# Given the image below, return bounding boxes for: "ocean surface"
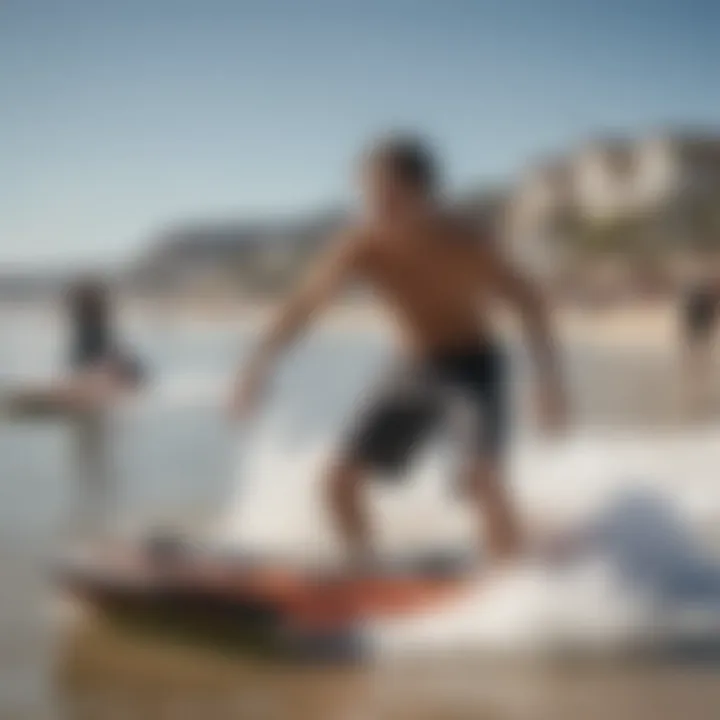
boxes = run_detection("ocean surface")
[2,309,720,719]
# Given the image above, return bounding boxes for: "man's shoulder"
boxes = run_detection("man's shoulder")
[440,210,494,247]
[336,221,375,244]
[323,222,377,269]
[337,221,383,253]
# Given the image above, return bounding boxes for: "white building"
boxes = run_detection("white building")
[512,131,720,228]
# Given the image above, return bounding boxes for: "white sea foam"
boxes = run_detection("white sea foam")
[218,417,720,657]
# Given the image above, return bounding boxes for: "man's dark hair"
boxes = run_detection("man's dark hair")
[368,134,439,193]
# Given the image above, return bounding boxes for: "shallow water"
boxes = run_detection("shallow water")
[2,311,720,718]
[54,625,720,720]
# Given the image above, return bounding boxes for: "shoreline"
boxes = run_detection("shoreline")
[0,298,681,348]
[134,299,682,349]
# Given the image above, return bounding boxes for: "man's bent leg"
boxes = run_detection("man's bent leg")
[464,456,523,564]
[325,455,373,567]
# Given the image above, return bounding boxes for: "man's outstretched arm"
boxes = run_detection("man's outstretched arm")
[476,238,566,431]
[231,231,364,418]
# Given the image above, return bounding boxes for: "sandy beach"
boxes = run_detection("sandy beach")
[0,296,683,350]
[112,298,683,350]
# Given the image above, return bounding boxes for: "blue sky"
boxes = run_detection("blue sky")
[1,0,718,267]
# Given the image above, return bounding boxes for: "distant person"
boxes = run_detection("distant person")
[231,135,567,571]
[4,277,145,417]
[680,271,719,417]
[1,278,147,536]
[66,278,146,401]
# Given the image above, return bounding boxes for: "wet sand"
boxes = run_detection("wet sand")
[56,618,720,720]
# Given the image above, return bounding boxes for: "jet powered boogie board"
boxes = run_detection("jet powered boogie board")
[55,534,476,662]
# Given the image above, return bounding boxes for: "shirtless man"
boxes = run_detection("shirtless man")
[231,135,566,568]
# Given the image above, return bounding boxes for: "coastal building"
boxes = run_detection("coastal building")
[512,131,720,234]
[503,131,720,299]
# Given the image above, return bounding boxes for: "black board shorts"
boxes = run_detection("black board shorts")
[341,340,508,476]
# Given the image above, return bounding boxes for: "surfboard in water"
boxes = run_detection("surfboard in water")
[54,534,478,661]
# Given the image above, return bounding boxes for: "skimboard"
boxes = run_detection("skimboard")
[54,534,477,661]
